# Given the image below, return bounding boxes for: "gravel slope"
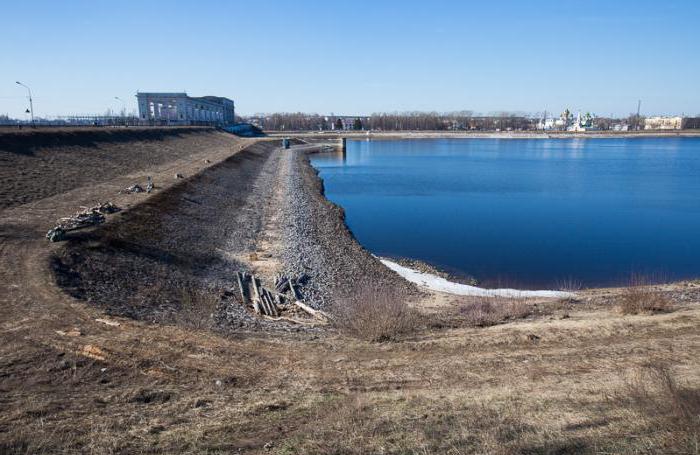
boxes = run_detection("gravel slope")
[51,139,414,329]
[279,147,416,309]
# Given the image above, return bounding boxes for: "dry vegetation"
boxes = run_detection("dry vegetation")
[330,286,419,341]
[172,286,220,330]
[618,275,674,315]
[615,362,700,452]
[2,277,700,454]
[458,296,532,327]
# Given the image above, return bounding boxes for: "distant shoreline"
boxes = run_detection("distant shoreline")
[269,130,700,140]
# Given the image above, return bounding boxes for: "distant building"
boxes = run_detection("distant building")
[644,116,683,130]
[538,110,599,131]
[246,116,266,128]
[136,92,235,126]
[327,116,369,131]
[568,112,598,132]
[683,117,700,129]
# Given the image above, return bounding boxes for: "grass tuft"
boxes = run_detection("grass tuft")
[330,286,418,342]
[459,296,532,327]
[618,275,673,315]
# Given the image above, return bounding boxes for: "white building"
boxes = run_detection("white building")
[136,92,235,126]
[644,116,683,130]
[567,112,598,132]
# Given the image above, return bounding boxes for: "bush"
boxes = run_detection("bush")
[555,277,583,292]
[173,286,219,330]
[330,287,418,342]
[459,296,532,327]
[618,275,673,315]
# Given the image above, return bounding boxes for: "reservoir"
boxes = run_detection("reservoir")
[311,137,700,289]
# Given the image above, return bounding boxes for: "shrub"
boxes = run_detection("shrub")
[618,275,673,315]
[459,296,532,327]
[330,286,418,342]
[173,286,219,330]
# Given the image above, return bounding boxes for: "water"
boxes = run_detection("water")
[310,137,700,289]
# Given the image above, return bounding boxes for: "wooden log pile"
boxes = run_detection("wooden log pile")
[234,271,328,323]
[46,202,121,242]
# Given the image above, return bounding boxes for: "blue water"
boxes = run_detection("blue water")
[311,138,700,289]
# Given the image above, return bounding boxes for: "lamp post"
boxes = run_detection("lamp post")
[114,96,126,125]
[114,96,126,114]
[16,81,34,126]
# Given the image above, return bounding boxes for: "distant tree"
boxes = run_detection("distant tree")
[353,118,363,130]
[335,118,344,130]
[627,113,645,131]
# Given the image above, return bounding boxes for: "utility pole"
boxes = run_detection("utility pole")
[636,99,642,130]
[16,81,34,126]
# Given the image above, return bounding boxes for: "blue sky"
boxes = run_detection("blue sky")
[1,0,698,117]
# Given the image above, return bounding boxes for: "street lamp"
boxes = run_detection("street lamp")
[114,96,126,115]
[114,96,127,125]
[16,81,34,126]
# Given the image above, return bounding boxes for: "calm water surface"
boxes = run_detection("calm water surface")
[311,138,700,288]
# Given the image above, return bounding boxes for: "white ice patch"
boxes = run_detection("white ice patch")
[380,258,575,299]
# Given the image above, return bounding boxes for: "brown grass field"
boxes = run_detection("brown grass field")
[0,128,698,454]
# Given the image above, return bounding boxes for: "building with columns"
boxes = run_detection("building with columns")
[136,92,235,126]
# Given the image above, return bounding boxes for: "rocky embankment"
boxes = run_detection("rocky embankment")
[49,136,414,331]
[278,147,416,309]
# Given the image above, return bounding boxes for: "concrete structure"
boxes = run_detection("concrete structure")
[683,117,700,129]
[326,116,370,131]
[136,92,235,126]
[644,116,683,130]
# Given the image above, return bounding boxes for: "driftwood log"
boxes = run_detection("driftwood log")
[234,271,327,322]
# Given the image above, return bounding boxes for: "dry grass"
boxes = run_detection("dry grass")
[616,362,700,452]
[618,275,673,314]
[330,286,419,341]
[173,286,220,330]
[279,393,544,455]
[555,277,583,292]
[2,298,700,454]
[458,296,532,327]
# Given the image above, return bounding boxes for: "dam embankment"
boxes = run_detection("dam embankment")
[0,127,236,209]
[14,131,414,329]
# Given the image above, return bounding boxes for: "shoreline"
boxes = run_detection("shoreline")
[380,257,574,299]
[270,130,700,140]
[302,144,576,299]
[305,142,700,298]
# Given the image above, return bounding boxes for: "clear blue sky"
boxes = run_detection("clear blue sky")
[1,0,698,118]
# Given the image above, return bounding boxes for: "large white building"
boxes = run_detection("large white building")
[136,92,235,126]
[644,116,683,130]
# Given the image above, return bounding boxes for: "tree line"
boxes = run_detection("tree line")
[242,111,537,131]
